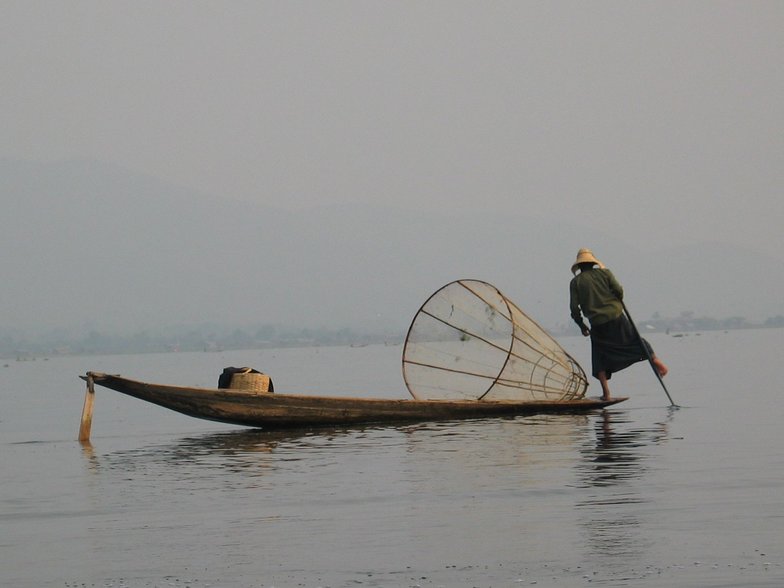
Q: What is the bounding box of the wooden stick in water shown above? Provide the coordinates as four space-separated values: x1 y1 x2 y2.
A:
78 372 95 442
622 302 677 407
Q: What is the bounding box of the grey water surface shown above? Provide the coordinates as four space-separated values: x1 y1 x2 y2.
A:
2 329 783 587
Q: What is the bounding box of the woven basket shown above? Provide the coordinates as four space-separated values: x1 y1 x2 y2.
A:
229 371 272 393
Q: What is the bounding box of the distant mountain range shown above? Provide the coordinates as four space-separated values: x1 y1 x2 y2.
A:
2 158 781 339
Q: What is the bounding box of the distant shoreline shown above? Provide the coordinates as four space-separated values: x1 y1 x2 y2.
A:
3 320 781 361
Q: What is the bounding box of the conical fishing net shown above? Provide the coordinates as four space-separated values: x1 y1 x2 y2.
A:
402 280 588 401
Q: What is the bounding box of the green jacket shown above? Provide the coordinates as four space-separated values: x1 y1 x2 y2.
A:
570 268 624 328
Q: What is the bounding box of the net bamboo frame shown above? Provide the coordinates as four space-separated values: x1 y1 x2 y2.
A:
402 280 588 402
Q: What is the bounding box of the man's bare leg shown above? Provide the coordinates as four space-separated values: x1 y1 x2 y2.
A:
597 371 611 400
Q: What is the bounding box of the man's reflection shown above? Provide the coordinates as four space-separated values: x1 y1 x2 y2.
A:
574 410 671 563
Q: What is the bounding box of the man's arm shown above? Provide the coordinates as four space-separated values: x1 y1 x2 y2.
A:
569 280 590 335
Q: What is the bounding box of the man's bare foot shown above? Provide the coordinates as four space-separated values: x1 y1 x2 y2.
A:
652 357 668 377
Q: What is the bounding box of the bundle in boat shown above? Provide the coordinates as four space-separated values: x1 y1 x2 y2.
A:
402 279 587 402
218 367 274 393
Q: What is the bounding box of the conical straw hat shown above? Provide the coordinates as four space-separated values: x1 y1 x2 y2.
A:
571 248 605 274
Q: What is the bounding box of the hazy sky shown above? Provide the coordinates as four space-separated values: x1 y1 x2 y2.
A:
2 2 782 255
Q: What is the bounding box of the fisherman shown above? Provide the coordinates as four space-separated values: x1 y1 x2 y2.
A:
569 248 667 400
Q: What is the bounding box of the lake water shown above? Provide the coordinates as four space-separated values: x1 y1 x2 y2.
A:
2 328 783 587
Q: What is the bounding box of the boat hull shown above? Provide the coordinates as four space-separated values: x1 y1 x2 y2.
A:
83 372 627 430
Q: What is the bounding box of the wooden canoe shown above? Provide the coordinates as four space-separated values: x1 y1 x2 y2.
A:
82 372 626 430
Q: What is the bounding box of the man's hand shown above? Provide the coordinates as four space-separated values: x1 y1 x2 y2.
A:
581 325 590 337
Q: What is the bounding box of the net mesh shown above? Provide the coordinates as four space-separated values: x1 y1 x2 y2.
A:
402 280 588 401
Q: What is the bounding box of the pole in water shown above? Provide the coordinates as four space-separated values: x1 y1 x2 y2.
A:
622 302 678 407
78 372 96 442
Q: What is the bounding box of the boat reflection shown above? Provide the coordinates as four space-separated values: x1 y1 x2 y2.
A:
79 425 382 478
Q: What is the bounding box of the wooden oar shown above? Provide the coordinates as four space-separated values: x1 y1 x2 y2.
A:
621 301 678 407
78 372 96 442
